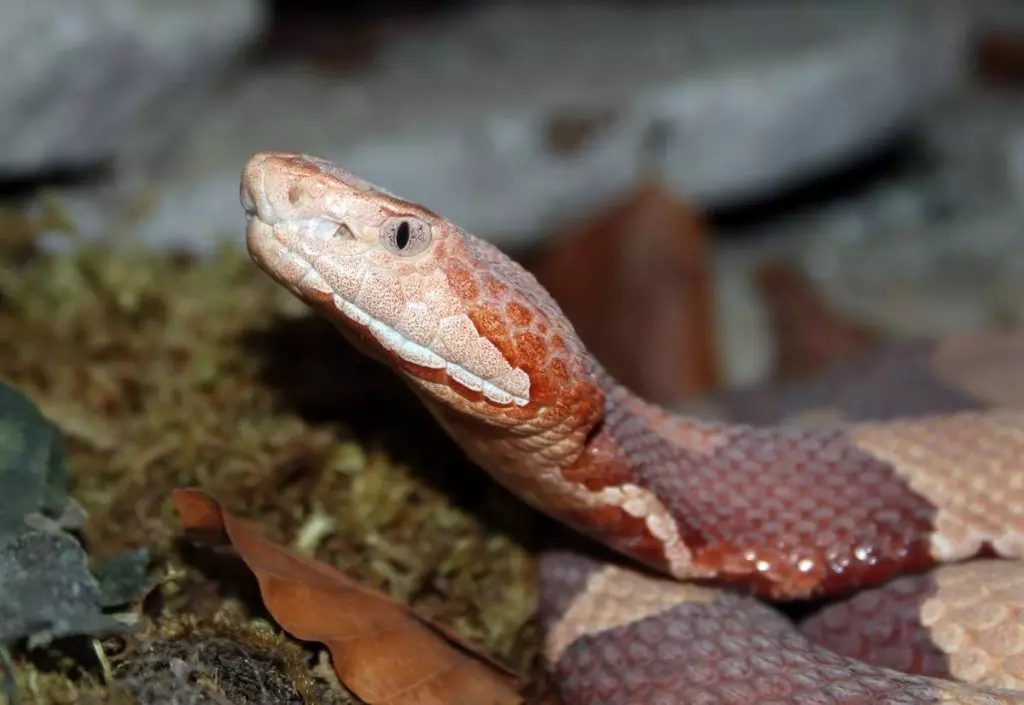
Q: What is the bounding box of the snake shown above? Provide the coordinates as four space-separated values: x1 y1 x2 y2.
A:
239 151 1024 704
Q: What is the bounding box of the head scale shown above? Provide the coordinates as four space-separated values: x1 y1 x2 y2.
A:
241 152 604 436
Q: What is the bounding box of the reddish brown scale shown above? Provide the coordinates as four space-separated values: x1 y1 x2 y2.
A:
560 506 671 572
560 430 644 492
484 276 508 298
557 463 636 492
549 359 569 384
553 377 605 440
440 299 576 413
512 330 552 393
446 379 488 405
800 570 954 680
513 331 549 367
466 308 517 363
815 538 935 597
690 537 936 600
444 262 480 300
445 234 604 425
505 301 533 327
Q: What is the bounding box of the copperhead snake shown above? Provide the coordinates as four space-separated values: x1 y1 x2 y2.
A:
240 151 1024 704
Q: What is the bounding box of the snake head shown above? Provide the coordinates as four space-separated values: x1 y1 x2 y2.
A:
241 152 604 433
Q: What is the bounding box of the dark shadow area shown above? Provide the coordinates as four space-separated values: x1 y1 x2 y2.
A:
239 313 567 556
708 130 930 236
172 538 269 621
260 0 469 72
0 161 113 200
266 0 466 22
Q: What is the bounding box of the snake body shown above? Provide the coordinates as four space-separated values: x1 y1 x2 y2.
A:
240 151 1024 704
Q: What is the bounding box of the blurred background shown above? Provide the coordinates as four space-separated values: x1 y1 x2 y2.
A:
3 0 1024 407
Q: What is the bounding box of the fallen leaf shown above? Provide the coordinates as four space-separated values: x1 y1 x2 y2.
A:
527 181 719 407
173 488 524 705
754 260 880 381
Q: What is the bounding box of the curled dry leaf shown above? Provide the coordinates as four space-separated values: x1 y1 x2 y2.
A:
172 488 523 705
528 180 718 408
754 260 880 382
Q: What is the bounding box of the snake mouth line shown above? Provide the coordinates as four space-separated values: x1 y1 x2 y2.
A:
336 294 531 408
269 242 530 408
330 293 530 407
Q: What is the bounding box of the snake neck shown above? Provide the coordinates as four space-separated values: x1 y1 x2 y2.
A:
429 368 941 600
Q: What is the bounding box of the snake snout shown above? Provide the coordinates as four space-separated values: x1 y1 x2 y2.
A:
240 153 279 225
239 181 257 220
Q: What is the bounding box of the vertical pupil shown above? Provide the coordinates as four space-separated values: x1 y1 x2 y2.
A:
395 221 410 249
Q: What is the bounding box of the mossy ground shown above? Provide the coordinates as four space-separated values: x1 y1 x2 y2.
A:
0 207 553 703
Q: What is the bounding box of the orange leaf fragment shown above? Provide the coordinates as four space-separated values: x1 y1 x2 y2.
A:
754 260 880 382
528 180 719 408
173 488 524 705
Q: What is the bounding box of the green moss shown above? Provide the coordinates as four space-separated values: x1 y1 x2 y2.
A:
0 213 543 701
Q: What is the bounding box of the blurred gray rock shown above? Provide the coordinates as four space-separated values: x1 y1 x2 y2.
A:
710 83 1024 386
771 84 1024 338
0 0 265 174
0 530 131 647
51 1 970 252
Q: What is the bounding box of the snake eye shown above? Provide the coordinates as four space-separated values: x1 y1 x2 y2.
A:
381 216 432 256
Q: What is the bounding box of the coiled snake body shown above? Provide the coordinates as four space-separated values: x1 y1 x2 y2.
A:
241 151 1024 704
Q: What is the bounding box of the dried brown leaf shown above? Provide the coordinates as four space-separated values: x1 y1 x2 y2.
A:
754 260 880 381
173 487 523 705
528 180 718 407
